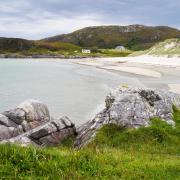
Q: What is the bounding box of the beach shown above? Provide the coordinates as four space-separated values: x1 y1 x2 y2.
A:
72 55 180 94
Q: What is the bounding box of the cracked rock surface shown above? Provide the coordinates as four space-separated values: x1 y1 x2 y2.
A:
74 88 180 149
0 100 76 146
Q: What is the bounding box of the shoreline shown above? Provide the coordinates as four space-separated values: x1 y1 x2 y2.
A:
71 56 180 94
1 56 180 94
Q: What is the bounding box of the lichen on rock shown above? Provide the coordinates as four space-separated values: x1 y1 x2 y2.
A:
74 88 180 148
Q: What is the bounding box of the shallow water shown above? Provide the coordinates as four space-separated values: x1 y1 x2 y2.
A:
0 59 144 124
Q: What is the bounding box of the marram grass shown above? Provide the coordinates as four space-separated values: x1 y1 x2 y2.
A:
0 106 179 179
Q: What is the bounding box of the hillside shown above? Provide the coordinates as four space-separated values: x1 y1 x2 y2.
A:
0 38 34 53
0 38 83 57
0 38 131 58
44 25 180 50
0 25 180 57
131 38 180 57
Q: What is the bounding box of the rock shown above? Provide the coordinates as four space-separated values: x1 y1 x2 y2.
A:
0 88 179 148
18 99 50 123
2 108 26 125
0 100 76 147
2 116 76 147
0 100 50 140
0 114 17 127
0 125 24 141
74 88 180 148
2 99 50 129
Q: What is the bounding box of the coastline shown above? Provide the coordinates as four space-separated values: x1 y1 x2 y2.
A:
0 54 96 59
1 55 180 94
71 55 180 94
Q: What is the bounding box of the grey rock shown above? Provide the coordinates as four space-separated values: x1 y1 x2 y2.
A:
18 99 50 124
2 116 76 147
1 88 179 148
2 108 26 125
0 125 24 141
75 88 180 148
37 128 75 146
0 100 50 141
0 114 17 127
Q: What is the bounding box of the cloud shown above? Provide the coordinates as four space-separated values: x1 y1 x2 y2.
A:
0 11 104 39
0 0 179 39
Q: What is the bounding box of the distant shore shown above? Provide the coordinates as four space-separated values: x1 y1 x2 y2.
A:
0 54 97 59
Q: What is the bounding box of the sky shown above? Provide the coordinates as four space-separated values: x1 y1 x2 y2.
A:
0 0 179 40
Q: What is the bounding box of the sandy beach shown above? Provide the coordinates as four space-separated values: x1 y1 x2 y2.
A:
72 55 180 94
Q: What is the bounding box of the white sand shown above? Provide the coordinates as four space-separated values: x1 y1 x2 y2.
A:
73 56 180 94
100 66 161 77
92 55 180 67
75 55 180 77
168 84 180 94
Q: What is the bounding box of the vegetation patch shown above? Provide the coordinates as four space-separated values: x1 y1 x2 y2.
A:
130 38 180 57
0 107 179 179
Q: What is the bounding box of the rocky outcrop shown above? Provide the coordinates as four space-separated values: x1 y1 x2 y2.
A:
0 100 50 141
0 88 179 148
0 100 76 146
74 88 180 148
2 116 75 147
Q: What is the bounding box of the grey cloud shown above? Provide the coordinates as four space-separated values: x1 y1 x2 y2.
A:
0 0 179 39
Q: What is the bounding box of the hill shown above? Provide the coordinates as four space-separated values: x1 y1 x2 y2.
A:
0 38 132 58
0 38 83 57
0 37 34 53
43 25 180 50
0 25 180 57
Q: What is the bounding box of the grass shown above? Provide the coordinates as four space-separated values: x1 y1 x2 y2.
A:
0 106 179 179
2 48 132 58
1 40 133 58
99 49 132 57
130 38 180 57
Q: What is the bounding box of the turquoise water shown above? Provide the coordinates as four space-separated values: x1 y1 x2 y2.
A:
0 59 143 124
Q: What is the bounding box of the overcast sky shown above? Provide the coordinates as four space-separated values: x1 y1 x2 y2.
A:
0 0 179 40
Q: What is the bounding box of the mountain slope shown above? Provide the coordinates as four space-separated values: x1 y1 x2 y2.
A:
0 37 34 52
0 38 82 57
43 25 180 50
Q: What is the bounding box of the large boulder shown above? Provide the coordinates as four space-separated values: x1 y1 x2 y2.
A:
74 88 180 148
2 116 76 147
0 100 50 140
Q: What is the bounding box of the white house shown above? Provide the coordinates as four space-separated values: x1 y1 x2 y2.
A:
115 46 126 51
82 49 91 54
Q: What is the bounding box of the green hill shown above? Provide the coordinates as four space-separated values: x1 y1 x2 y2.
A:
0 38 132 57
0 38 82 57
0 38 34 53
0 25 180 57
0 106 179 179
44 25 180 50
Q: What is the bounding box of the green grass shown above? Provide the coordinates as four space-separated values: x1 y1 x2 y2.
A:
0 39 133 57
99 49 132 57
0 106 180 179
